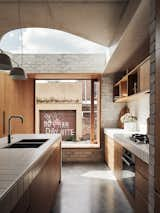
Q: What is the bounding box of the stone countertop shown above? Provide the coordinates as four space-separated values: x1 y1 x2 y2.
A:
104 128 149 164
0 134 61 204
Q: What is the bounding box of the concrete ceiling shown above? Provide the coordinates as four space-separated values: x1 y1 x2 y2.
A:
104 0 150 73
0 0 136 47
0 0 150 74
0 0 129 2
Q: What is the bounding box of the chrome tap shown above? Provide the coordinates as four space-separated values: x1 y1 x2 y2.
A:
8 115 24 144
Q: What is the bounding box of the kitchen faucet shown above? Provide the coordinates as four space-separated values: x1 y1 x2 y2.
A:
8 115 24 144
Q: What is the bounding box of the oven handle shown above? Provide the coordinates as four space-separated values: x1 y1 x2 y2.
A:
121 156 131 166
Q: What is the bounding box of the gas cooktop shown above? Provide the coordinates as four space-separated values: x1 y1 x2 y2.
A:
130 134 149 144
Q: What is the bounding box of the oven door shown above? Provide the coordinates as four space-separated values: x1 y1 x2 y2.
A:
121 148 135 197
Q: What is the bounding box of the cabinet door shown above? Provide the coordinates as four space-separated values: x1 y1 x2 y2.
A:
135 157 149 213
139 59 150 92
113 143 123 180
105 135 115 170
29 142 61 213
3 74 35 136
104 135 108 164
105 135 123 177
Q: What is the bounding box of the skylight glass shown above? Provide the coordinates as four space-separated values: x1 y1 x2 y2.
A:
0 28 108 54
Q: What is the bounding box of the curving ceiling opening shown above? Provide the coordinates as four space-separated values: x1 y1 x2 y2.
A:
0 28 108 54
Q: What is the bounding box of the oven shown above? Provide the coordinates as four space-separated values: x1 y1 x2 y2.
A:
121 148 135 197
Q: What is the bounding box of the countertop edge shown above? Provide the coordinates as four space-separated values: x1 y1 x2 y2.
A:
104 128 149 164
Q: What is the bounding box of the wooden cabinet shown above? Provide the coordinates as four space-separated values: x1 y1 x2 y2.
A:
139 59 150 92
114 143 123 179
113 57 150 103
12 140 61 213
29 141 61 213
0 72 35 137
105 134 149 211
155 192 160 213
135 157 149 213
104 135 122 178
105 135 115 170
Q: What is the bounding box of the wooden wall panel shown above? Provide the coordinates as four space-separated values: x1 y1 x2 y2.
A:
0 72 35 137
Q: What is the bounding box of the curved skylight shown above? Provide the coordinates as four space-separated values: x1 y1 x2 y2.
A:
0 28 108 54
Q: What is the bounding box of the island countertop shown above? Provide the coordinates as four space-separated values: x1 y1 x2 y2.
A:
104 128 149 164
0 133 61 211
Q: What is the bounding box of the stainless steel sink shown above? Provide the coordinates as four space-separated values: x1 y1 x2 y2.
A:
17 139 49 143
4 142 44 149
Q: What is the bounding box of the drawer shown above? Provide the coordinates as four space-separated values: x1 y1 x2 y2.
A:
135 171 148 201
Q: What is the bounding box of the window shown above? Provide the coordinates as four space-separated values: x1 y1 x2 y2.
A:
35 79 100 147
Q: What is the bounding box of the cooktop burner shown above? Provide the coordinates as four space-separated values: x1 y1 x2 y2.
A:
130 134 149 144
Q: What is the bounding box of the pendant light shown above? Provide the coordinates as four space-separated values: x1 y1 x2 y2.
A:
10 2 27 80
0 49 12 70
10 67 27 80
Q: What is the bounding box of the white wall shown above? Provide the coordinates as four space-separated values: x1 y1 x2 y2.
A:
127 94 150 133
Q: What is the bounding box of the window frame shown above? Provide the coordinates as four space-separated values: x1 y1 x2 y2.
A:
32 73 101 148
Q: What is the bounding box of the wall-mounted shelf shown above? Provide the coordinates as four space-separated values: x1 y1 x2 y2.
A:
115 90 150 103
113 56 150 103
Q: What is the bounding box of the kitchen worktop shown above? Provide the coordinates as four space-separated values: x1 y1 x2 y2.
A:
0 134 61 211
104 128 149 164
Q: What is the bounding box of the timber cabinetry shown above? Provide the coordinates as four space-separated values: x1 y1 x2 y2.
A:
135 157 149 213
139 59 150 92
105 135 122 177
105 135 149 211
12 140 61 213
0 72 34 137
105 135 122 178
105 135 115 171
113 57 150 103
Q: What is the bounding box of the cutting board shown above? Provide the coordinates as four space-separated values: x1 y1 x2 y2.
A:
118 105 130 129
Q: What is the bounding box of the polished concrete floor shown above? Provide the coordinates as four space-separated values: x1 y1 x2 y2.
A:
51 163 133 213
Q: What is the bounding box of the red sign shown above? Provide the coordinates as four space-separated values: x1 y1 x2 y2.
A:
40 110 76 140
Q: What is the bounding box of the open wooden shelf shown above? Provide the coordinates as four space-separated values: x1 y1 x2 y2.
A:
115 90 150 103
113 56 150 103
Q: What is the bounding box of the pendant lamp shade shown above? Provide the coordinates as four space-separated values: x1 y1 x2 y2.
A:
10 67 27 80
0 52 12 70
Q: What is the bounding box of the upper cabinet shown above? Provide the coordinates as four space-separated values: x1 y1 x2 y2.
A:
113 57 150 103
139 59 150 92
0 72 35 138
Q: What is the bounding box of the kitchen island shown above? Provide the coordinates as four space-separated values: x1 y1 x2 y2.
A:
0 134 61 213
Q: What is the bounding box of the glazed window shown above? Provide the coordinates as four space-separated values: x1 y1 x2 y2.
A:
35 79 100 147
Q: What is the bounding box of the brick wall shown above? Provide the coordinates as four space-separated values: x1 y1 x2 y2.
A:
62 74 125 162
62 148 103 163
149 0 156 212
11 54 106 73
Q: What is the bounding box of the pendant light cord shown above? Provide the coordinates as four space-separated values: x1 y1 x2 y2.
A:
47 0 54 28
18 0 23 67
0 1 21 69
